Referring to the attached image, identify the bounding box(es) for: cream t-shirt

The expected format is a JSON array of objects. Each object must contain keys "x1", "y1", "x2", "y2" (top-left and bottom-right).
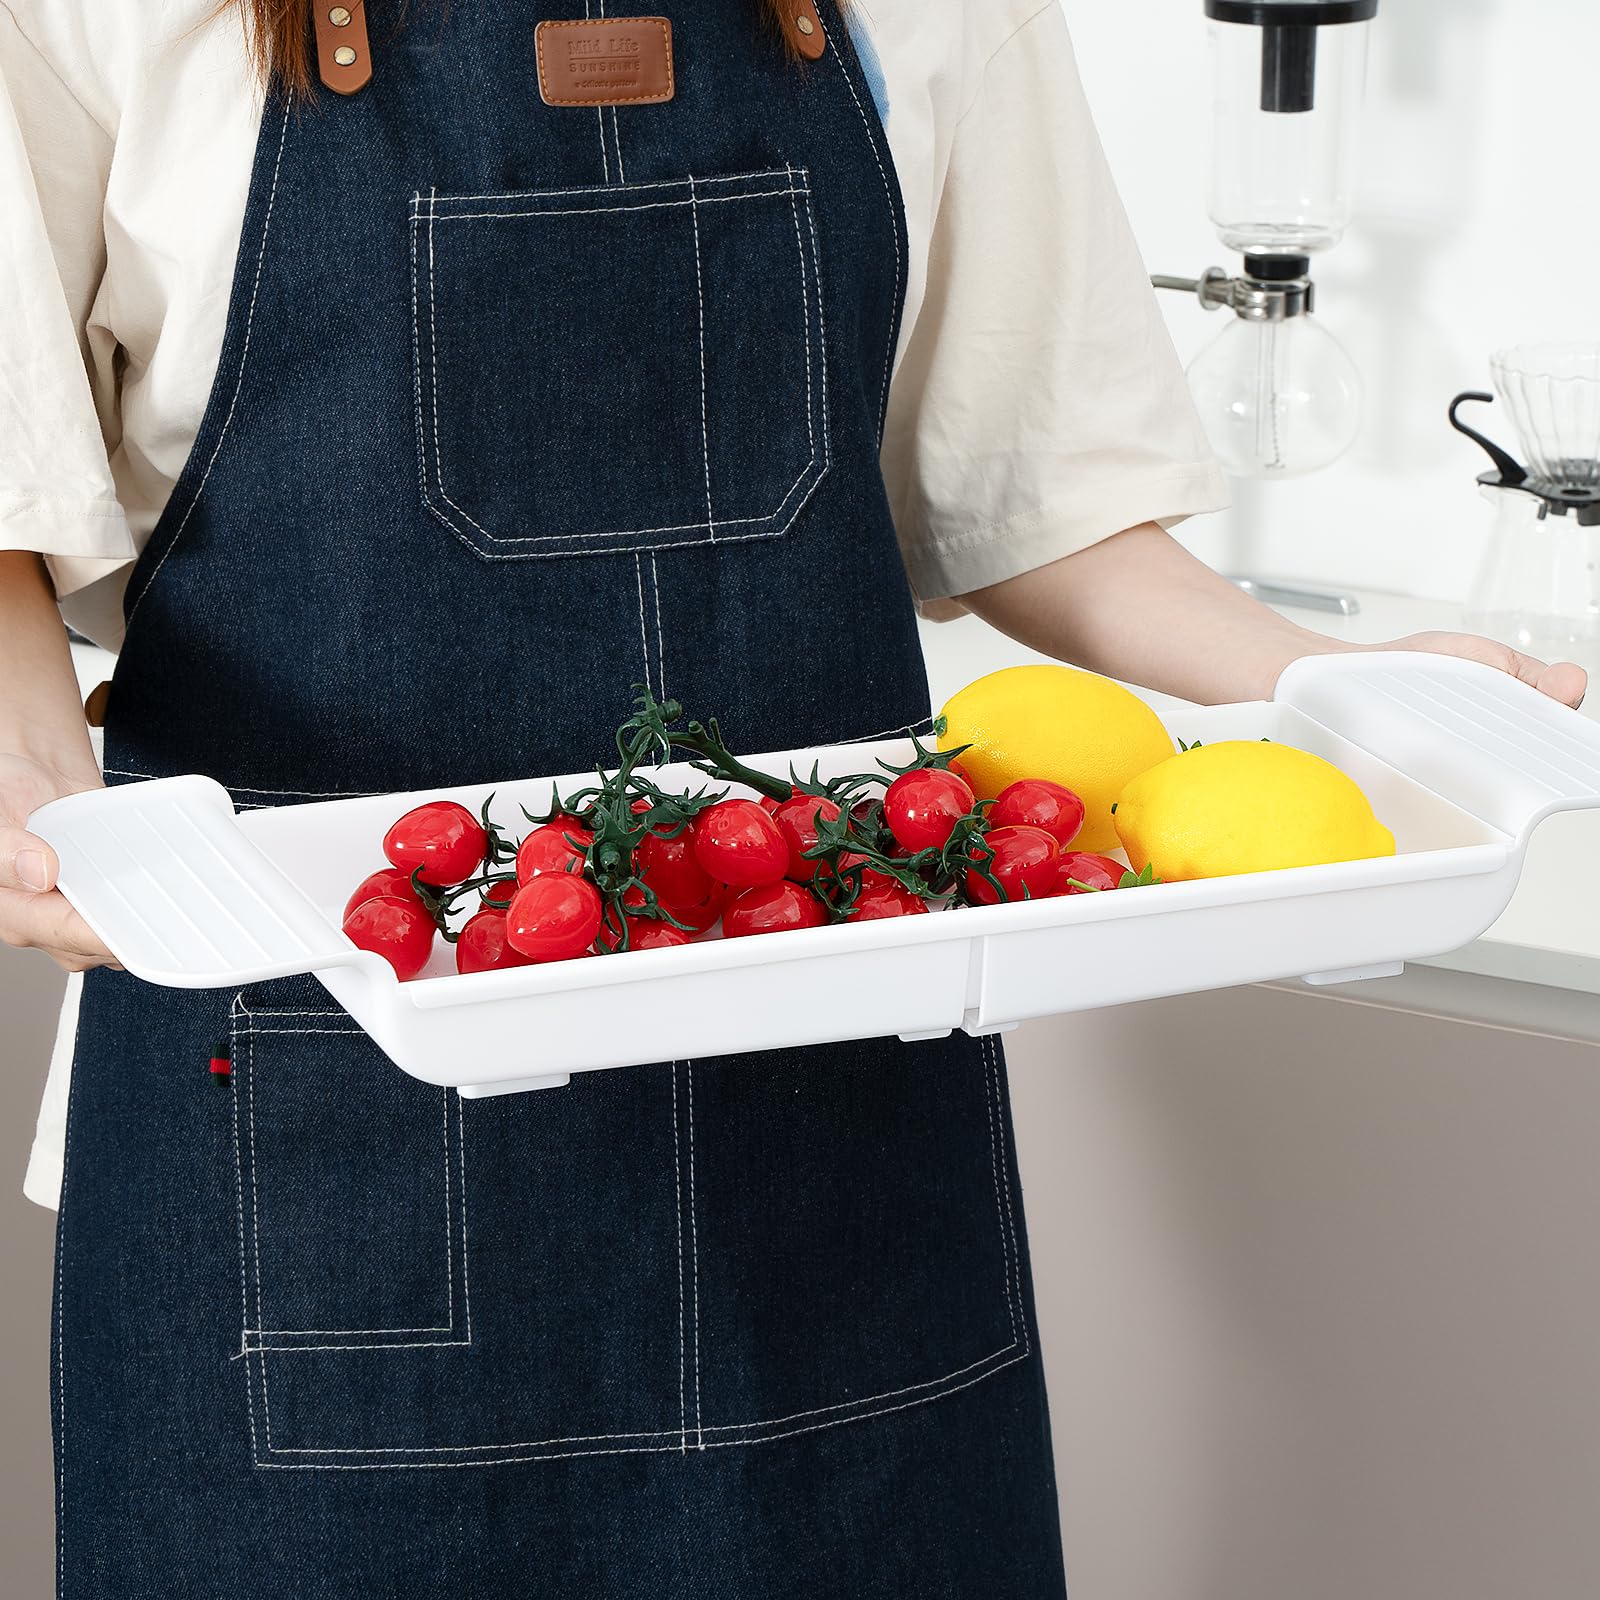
[{"x1": 3, "y1": 0, "x2": 1227, "y2": 1205}]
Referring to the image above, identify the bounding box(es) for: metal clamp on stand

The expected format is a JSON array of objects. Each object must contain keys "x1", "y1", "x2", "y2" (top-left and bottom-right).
[{"x1": 1153, "y1": 252, "x2": 1316, "y2": 323}]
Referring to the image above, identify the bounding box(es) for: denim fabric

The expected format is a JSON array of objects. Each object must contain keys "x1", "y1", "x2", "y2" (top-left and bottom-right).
[
  {"x1": 59, "y1": 3, "x2": 1067, "y2": 1593},
  {"x1": 844, "y1": 12, "x2": 890, "y2": 126}
]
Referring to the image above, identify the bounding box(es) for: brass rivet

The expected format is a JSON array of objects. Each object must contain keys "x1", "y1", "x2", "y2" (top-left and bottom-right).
[
  {"x1": 333, "y1": 44, "x2": 357, "y2": 65},
  {"x1": 795, "y1": 14, "x2": 815, "y2": 35},
  {"x1": 329, "y1": 5, "x2": 351, "y2": 23}
]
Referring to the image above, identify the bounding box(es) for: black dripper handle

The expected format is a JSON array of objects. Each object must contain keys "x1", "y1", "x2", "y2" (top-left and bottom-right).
[{"x1": 1448, "y1": 391, "x2": 1528, "y2": 487}]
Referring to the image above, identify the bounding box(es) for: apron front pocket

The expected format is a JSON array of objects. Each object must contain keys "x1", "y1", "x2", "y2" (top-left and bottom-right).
[
  {"x1": 410, "y1": 167, "x2": 829, "y2": 561},
  {"x1": 231, "y1": 989, "x2": 471, "y2": 1354}
]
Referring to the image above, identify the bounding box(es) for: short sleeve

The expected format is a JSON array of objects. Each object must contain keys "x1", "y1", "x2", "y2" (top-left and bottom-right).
[
  {"x1": 0, "y1": 7, "x2": 136, "y2": 597},
  {"x1": 881, "y1": 5, "x2": 1228, "y2": 612}
]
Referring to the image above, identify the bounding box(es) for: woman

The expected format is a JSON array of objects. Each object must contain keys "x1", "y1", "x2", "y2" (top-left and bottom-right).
[{"x1": 0, "y1": 0, "x2": 1584, "y2": 1594}]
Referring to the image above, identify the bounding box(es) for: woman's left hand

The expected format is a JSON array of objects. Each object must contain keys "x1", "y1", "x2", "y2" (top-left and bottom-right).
[{"x1": 1379, "y1": 632, "x2": 1587, "y2": 709}]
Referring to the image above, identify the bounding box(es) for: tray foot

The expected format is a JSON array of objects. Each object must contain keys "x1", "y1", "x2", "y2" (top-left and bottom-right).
[
  {"x1": 898, "y1": 1027, "x2": 955, "y2": 1043},
  {"x1": 962, "y1": 1014, "x2": 1019, "y2": 1038},
  {"x1": 1300, "y1": 961, "x2": 1405, "y2": 988},
  {"x1": 458, "y1": 1073, "x2": 572, "y2": 1098}
]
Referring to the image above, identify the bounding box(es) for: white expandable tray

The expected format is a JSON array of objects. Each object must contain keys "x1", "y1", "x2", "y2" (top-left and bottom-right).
[{"x1": 31, "y1": 652, "x2": 1600, "y2": 1096}]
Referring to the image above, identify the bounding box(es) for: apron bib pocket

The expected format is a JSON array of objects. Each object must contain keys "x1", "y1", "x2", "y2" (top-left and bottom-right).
[{"x1": 410, "y1": 167, "x2": 830, "y2": 561}]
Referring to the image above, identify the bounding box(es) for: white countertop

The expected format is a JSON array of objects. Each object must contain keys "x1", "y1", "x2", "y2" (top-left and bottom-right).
[{"x1": 70, "y1": 586, "x2": 1600, "y2": 1017}]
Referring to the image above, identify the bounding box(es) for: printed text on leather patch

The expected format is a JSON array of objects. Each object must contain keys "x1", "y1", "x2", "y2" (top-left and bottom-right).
[{"x1": 535, "y1": 18, "x2": 675, "y2": 107}]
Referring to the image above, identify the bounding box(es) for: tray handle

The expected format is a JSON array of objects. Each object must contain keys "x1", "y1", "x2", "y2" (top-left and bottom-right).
[
  {"x1": 29, "y1": 776, "x2": 358, "y2": 988},
  {"x1": 1275, "y1": 651, "x2": 1600, "y2": 843}
]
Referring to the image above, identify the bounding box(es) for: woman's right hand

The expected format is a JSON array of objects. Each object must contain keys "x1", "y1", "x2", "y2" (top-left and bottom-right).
[{"x1": 0, "y1": 751, "x2": 116, "y2": 972}]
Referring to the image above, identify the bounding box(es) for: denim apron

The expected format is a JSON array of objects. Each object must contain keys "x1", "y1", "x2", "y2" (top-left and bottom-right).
[{"x1": 57, "y1": 5, "x2": 1067, "y2": 1593}]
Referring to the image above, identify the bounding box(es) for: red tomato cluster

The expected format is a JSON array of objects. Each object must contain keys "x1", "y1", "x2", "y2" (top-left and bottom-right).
[{"x1": 340, "y1": 750, "x2": 1142, "y2": 983}]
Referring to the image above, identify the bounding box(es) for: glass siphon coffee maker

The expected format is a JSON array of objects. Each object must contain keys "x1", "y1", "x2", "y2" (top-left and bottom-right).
[
  {"x1": 1450, "y1": 344, "x2": 1600, "y2": 677},
  {"x1": 1156, "y1": 0, "x2": 1379, "y2": 481}
]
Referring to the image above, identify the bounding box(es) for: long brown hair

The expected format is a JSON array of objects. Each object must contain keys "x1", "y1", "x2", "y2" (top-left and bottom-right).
[{"x1": 238, "y1": 2, "x2": 827, "y2": 98}]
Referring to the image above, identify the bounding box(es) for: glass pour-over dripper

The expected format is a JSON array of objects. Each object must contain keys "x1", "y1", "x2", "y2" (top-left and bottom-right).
[{"x1": 1450, "y1": 344, "x2": 1600, "y2": 675}]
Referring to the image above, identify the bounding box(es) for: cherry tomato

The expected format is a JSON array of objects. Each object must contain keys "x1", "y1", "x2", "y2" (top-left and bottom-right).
[
  {"x1": 506, "y1": 873, "x2": 604, "y2": 963},
  {"x1": 455, "y1": 907, "x2": 536, "y2": 974},
  {"x1": 848, "y1": 879, "x2": 929, "y2": 921},
  {"x1": 772, "y1": 794, "x2": 845, "y2": 881},
  {"x1": 383, "y1": 801, "x2": 488, "y2": 887},
  {"x1": 516, "y1": 823, "x2": 589, "y2": 884},
  {"x1": 967, "y1": 825, "x2": 1060, "y2": 905},
  {"x1": 692, "y1": 799, "x2": 789, "y2": 890},
  {"x1": 598, "y1": 911, "x2": 694, "y2": 954},
  {"x1": 637, "y1": 825, "x2": 714, "y2": 907},
  {"x1": 343, "y1": 894, "x2": 436, "y2": 980},
  {"x1": 883, "y1": 768, "x2": 975, "y2": 854},
  {"x1": 1054, "y1": 851, "x2": 1126, "y2": 895},
  {"x1": 343, "y1": 867, "x2": 420, "y2": 921},
  {"x1": 722, "y1": 880, "x2": 829, "y2": 938},
  {"x1": 658, "y1": 882, "x2": 728, "y2": 934},
  {"x1": 989, "y1": 778, "x2": 1085, "y2": 849},
  {"x1": 479, "y1": 876, "x2": 519, "y2": 909}
]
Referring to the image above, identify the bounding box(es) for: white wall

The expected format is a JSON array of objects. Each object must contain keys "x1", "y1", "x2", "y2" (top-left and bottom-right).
[{"x1": 1064, "y1": 0, "x2": 1600, "y2": 602}]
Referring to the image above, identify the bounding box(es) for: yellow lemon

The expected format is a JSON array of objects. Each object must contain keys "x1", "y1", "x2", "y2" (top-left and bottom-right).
[
  {"x1": 939, "y1": 665, "x2": 1175, "y2": 853},
  {"x1": 1114, "y1": 740, "x2": 1396, "y2": 881}
]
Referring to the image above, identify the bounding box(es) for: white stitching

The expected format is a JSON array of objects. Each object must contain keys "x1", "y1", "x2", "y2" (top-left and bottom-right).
[
  {"x1": 611, "y1": 108, "x2": 626, "y2": 183},
  {"x1": 826, "y1": 24, "x2": 900, "y2": 441},
  {"x1": 244, "y1": 1325, "x2": 444, "y2": 1336},
  {"x1": 634, "y1": 555, "x2": 654, "y2": 700},
  {"x1": 650, "y1": 554, "x2": 666, "y2": 703},
  {"x1": 687, "y1": 176, "x2": 715, "y2": 542},
  {"x1": 799, "y1": 170, "x2": 833, "y2": 463},
  {"x1": 226, "y1": 1009, "x2": 345, "y2": 1018},
  {"x1": 670, "y1": 1063, "x2": 687, "y2": 1452},
  {"x1": 989, "y1": 1039, "x2": 1030, "y2": 1358},
  {"x1": 425, "y1": 453, "x2": 818, "y2": 546},
  {"x1": 832, "y1": 716, "x2": 936, "y2": 746},
  {"x1": 441, "y1": 1088, "x2": 455, "y2": 1332},
  {"x1": 785, "y1": 163, "x2": 817, "y2": 467},
  {"x1": 419, "y1": 187, "x2": 809, "y2": 223},
  {"x1": 983, "y1": 1040, "x2": 1020, "y2": 1346},
  {"x1": 125, "y1": 103, "x2": 292, "y2": 625},
  {"x1": 432, "y1": 170, "x2": 788, "y2": 204},
  {"x1": 686, "y1": 1058, "x2": 703, "y2": 1449},
  {"x1": 54, "y1": 976, "x2": 81, "y2": 1595},
  {"x1": 412, "y1": 179, "x2": 828, "y2": 552},
  {"x1": 253, "y1": 1351, "x2": 1031, "y2": 1470},
  {"x1": 425, "y1": 189, "x2": 499, "y2": 549},
  {"x1": 457, "y1": 1094, "x2": 474, "y2": 1345},
  {"x1": 246, "y1": 1024, "x2": 267, "y2": 1335},
  {"x1": 255, "y1": 1341, "x2": 1022, "y2": 1456},
  {"x1": 410, "y1": 198, "x2": 429, "y2": 517},
  {"x1": 243, "y1": 1028, "x2": 365, "y2": 1037},
  {"x1": 586, "y1": 0, "x2": 608, "y2": 183},
  {"x1": 101, "y1": 768, "x2": 376, "y2": 799}
]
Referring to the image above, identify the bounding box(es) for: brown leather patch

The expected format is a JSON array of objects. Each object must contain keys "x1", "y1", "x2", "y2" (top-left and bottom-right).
[
  {"x1": 535, "y1": 18, "x2": 675, "y2": 108},
  {"x1": 778, "y1": 0, "x2": 827, "y2": 61},
  {"x1": 312, "y1": 1, "x2": 373, "y2": 96}
]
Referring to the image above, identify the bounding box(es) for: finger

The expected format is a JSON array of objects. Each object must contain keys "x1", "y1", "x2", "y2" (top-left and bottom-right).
[
  {"x1": 0, "y1": 885, "x2": 113, "y2": 963},
  {"x1": 0, "y1": 826, "x2": 59, "y2": 893},
  {"x1": 1536, "y1": 660, "x2": 1588, "y2": 710}
]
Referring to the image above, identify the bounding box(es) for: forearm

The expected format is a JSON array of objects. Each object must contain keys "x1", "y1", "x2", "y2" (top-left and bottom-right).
[
  {"x1": 957, "y1": 523, "x2": 1347, "y2": 704},
  {"x1": 0, "y1": 552, "x2": 98, "y2": 780}
]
